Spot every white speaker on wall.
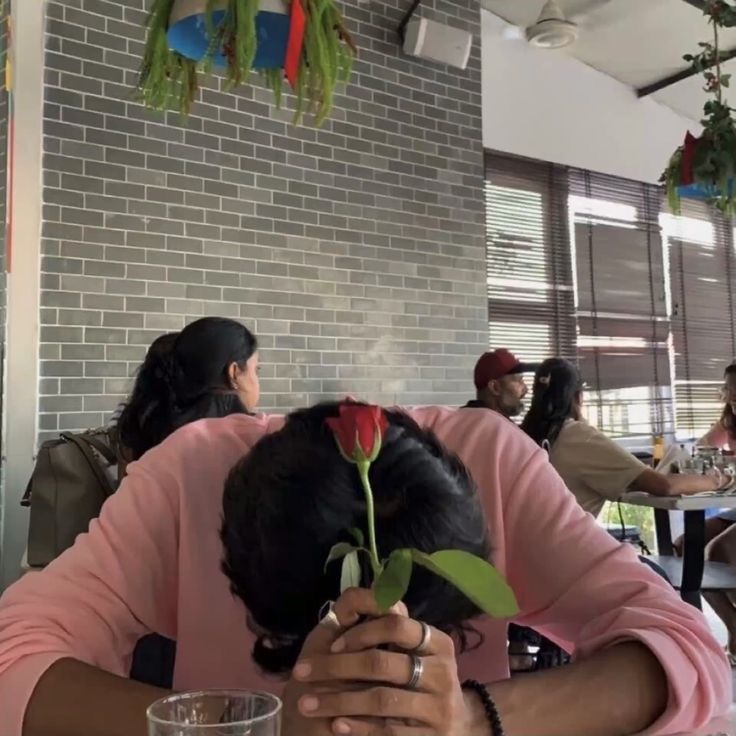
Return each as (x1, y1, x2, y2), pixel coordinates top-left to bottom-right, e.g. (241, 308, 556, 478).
(402, 17, 473, 70)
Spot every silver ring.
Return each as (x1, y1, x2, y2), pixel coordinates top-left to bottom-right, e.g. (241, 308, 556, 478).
(406, 654, 424, 690)
(411, 621, 431, 654)
(318, 601, 342, 631)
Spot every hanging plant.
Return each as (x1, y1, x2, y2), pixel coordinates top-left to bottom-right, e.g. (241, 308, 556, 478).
(662, 0, 736, 215)
(137, 0, 357, 125)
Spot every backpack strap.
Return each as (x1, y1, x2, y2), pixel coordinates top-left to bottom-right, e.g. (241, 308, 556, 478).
(81, 431, 118, 466)
(60, 432, 116, 499)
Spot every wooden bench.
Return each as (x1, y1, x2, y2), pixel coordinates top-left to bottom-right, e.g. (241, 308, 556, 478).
(647, 555, 736, 591)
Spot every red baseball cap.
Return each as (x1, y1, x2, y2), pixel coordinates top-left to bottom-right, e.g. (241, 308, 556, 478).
(473, 349, 539, 390)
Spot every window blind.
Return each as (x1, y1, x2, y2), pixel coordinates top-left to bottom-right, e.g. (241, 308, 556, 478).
(568, 170, 673, 439)
(665, 199, 736, 440)
(484, 151, 576, 364)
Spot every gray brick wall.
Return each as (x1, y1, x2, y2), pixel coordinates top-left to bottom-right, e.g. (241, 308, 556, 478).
(40, 0, 486, 440)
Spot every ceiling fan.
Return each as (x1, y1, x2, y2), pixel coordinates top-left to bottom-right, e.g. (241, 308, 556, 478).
(498, 0, 615, 49)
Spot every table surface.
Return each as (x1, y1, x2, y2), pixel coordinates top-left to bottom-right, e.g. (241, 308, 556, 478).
(621, 491, 736, 511)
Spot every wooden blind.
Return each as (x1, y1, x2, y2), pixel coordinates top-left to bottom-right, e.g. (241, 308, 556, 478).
(666, 199, 736, 439)
(484, 151, 576, 363)
(568, 169, 672, 438)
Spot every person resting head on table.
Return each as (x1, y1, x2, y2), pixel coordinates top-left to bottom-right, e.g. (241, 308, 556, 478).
(520, 358, 730, 519)
(0, 402, 730, 736)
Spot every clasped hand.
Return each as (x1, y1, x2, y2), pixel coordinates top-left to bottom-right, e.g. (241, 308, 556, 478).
(281, 588, 475, 736)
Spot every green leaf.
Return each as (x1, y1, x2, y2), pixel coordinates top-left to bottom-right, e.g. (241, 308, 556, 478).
(411, 550, 519, 619)
(373, 549, 413, 612)
(340, 550, 362, 593)
(324, 542, 359, 572)
(349, 527, 365, 547)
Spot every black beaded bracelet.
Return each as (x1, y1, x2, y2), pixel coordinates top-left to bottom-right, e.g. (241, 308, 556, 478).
(462, 679, 505, 736)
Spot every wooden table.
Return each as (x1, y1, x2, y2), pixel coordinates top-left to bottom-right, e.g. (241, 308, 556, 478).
(621, 492, 736, 609)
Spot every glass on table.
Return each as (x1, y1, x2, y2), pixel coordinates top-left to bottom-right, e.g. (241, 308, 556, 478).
(147, 690, 281, 736)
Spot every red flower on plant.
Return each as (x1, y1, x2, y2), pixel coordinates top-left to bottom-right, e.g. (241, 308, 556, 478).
(326, 404, 389, 464)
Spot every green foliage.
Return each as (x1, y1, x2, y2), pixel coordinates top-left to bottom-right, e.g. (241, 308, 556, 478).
(662, 0, 736, 215)
(602, 502, 656, 552)
(373, 549, 413, 611)
(137, 0, 356, 124)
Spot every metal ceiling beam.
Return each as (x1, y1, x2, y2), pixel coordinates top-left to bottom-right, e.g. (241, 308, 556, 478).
(637, 0, 733, 97)
(637, 46, 736, 97)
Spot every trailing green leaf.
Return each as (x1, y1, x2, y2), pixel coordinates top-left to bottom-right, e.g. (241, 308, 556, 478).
(411, 549, 519, 619)
(373, 548, 413, 612)
(137, 0, 355, 124)
(324, 542, 362, 571)
(349, 527, 365, 547)
(663, 0, 736, 213)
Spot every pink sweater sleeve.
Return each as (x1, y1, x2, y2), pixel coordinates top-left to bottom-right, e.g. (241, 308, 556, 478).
(502, 442, 731, 733)
(0, 415, 271, 735)
(0, 450, 183, 733)
(418, 406, 730, 735)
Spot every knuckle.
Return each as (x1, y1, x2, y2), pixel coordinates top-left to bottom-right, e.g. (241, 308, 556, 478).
(370, 686, 396, 712)
(385, 614, 406, 638)
(436, 629, 456, 653)
(366, 650, 392, 678)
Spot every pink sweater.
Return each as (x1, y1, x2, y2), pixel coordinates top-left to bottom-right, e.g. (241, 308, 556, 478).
(0, 407, 729, 735)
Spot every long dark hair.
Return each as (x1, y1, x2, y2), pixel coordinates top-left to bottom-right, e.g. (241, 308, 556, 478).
(520, 358, 583, 448)
(221, 402, 490, 674)
(117, 317, 257, 461)
(720, 362, 736, 442)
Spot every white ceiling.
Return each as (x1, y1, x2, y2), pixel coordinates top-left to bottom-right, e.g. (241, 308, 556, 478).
(479, 0, 736, 122)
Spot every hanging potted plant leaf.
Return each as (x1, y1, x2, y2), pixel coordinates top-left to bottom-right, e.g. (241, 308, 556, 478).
(662, 0, 736, 215)
(137, 0, 357, 125)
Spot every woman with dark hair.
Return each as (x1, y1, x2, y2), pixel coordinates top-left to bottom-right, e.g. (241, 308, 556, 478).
(521, 358, 727, 518)
(117, 316, 260, 464)
(671, 362, 736, 664)
(699, 362, 736, 451)
(0, 403, 729, 736)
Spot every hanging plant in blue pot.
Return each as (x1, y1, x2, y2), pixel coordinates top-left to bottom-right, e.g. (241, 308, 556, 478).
(137, 0, 356, 124)
(662, 1, 736, 215)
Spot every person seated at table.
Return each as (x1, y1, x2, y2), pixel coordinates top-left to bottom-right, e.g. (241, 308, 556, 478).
(521, 358, 729, 518)
(672, 362, 736, 663)
(113, 316, 260, 687)
(698, 361, 736, 451)
(116, 316, 261, 470)
(0, 402, 729, 736)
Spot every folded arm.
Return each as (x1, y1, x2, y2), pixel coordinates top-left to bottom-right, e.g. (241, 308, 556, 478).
(500, 450, 730, 734)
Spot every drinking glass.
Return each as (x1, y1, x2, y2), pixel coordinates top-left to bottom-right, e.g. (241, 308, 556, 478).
(147, 690, 281, 736)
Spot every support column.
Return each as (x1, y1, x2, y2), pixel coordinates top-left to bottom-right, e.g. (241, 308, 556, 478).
(1, 0, 43, 588)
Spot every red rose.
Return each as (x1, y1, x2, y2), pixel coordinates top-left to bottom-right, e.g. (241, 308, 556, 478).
(326, 404, 389, 464)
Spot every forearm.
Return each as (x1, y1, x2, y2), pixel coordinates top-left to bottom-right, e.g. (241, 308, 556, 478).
(664, 473, 719, 496)
(23, 658, 168, 736)
(632, 468, 718, 497)
(466, 642, 667, 736)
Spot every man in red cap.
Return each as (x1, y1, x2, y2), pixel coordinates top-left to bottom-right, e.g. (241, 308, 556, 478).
(465, 348, 542, 670)
(464, 348, 539, 419)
